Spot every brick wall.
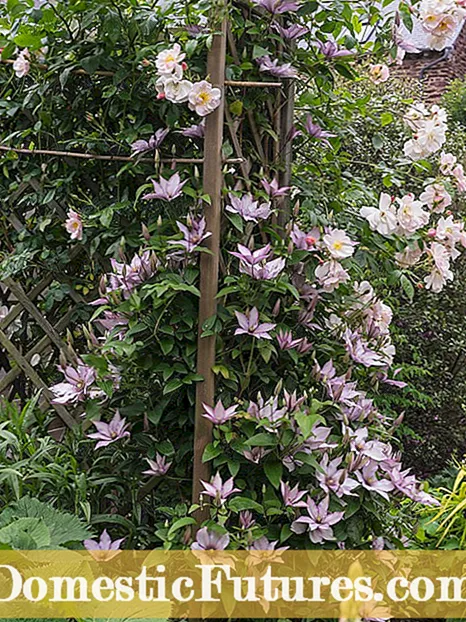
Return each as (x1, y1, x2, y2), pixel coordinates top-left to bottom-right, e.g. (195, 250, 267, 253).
(395, 24, 466, 101)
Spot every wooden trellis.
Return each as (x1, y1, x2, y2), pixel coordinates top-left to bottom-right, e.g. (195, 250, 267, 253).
(0, 179, 85, 431)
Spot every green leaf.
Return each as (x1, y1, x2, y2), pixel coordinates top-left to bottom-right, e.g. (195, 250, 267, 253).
(380, 111, 394, 127)
(400, 274, 414, 301)
(228, 497, 264, 514)
(372, 133, 384, 150)
(167, 517, 196, 538)
(163, 379, 183, 395)
(202, 443, 223, 462)
(264, 460, 283, 489)
(0, 498, 90, 548)
(245, 433, 278, 447)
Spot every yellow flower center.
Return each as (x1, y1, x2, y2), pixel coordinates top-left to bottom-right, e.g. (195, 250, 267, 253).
(332, 241, 343, 251)
(198, 91, 211, 104)
(165, 54, 175, 63)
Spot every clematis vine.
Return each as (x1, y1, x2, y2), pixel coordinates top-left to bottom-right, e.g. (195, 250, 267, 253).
(274, 24, 309, 39)
(261, 178, 290, 198)
(316, 40, 352, 58)
(280, 481, 307, 508)
(87, 411, 130, 449)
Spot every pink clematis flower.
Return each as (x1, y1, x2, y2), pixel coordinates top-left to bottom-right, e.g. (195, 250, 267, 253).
(226, 193, 272, 223)
(192, 527, 230, 550)
(261, 178, 290, 198)
(181, 121, 205, 139)
(84, 529, 125, 552)
(87, 410, 130, 449)
(291, 225, 321, 250)
(65, 210, 83, 241)
(143, 173, 186, 202)
(202, 400, 238, 425)
(168, 215, 211, 253)
(143, 452, 172, 476)
(304, 116, 336, 146)
(96, 311, 129, 339)
(253, 0, 300, 13)
(356, 462, 394, 500)
(235, 307, 276, 340)
(239, 511, 255, 529)
(291, 496, 344, 543)
(131, 128, 169, 155)
(200, 472, 240, 505)
(280, 481, 308, 507)
(230, 244, 285, 280)
(243, 447, 271, 463)
(316, 40, 352, 58)
(315, 260, 349, 292)
(276, 329, 303, 350)
(274, 23, 309, 39)
(316, 454, 359, 498)
(257, 56, 298, 78)
(51, 363, 97, 404)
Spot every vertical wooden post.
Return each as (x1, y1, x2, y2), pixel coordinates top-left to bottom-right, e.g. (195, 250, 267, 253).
(192, 18, 227, 522)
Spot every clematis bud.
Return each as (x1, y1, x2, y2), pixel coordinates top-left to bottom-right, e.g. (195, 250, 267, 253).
(181, 61, 188, 71)
(142, 223, 151, 241)
(99, 275, 107, 296)
(141, 58, 151, 67)
(293, 201, 300, 217)
(157, 93, 166, 100)
(272, 299, 281, 317)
